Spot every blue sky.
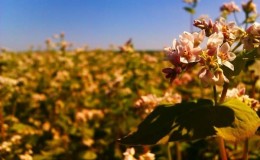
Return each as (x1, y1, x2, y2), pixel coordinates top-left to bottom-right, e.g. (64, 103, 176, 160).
(0, 0, 259, 51)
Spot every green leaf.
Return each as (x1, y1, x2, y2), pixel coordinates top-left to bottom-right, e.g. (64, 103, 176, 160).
(119, 98, 260, 145)
(118, 99, 235, 145)
(183, 7, 195, 14)
(215, 99, 260, 142)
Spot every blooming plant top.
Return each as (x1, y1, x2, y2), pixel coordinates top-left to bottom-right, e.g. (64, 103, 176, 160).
(163, 17, 260, 86)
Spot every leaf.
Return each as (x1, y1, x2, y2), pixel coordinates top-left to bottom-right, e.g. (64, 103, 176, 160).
(183, 7, 195, 14)
(119, 98, 260, 145)
(215, 99, 260, 142)
(118, 99, 235, 145)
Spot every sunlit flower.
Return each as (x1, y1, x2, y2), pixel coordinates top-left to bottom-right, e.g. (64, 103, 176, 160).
(212, 68, 229, 86)
(213, 18, 244, 45)
(207, 32, 224, 55)
(217, 42, 236, 70)
(178, 31, 204, 63)
(225, 85, 260, 111)
(139, 151, 155, 160)
(220, 1, 240, 13)
(242, 22, 260, 50)
(198, 67, 215, 85)
(123, 148, 137, 160)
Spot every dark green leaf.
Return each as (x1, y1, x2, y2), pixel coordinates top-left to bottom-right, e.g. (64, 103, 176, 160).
(118, 99, 235, 145)
(119, 98, 260, 145)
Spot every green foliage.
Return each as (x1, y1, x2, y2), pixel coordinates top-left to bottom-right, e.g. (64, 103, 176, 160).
(119, 98, 260, 145)
(215, 98, 260, 142)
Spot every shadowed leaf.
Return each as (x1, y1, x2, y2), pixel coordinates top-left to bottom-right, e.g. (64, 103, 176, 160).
(118, 99, 234, 145)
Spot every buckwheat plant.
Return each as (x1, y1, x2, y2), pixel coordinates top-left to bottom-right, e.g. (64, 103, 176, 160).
(120, 1, 260, 160)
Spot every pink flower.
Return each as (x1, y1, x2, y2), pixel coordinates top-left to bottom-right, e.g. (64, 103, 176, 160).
(212, 69, 229, 86)
(198, 67, 215, 85)
(242, 22, 260, 50)
(139, 151, 155, 160)
(213, 18, 244, 45)
(220, 1, 240, 13)
(207, 32, 224, 55)
(198, 68, 229, 86)
(164, 39, 181, 66)
(178, 31, 204, 63)
(217, 42, 236, 70)
(246, 22, 260, 35)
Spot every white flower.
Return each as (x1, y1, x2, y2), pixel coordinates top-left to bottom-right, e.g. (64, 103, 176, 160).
(123, 148, 137, 160)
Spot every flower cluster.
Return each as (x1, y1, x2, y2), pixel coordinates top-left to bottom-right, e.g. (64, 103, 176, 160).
(164, 16, 259, 86)
(123, 147, 155, 160)
(225, 85, 260, 111)
(134, 92, 182, 118)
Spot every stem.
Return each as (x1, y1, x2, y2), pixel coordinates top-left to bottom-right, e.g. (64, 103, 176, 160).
(242, 138, 249, 160)
(176, 142, 182, 160)
(217, 137, 228, 160)
(168, 142, 173, 160)
(219, 83, 229, 103)
(217, 82, 229, 160)
(213, 85, 218, 105)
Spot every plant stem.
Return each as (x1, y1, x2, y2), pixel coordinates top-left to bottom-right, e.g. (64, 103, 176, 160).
(217, 137, 228, 160)
(213, 85, 218, 105)
(217, 82, 229, 160)
(176, 142, 182, 160)
(242, 138, 249, 160)
(219, 83, 229, 103)
(168, 142, 173, 160)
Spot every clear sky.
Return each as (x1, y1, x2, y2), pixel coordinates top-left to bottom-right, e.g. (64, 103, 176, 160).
(0, 0, 259, 51)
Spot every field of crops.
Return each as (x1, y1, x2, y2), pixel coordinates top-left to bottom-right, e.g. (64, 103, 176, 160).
(0, 46, 259, 159)
(1, 0, 260, 159)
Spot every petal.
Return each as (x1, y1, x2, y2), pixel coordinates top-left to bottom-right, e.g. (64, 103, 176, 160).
(220, 42, 230, 53)
(198, 68, 207, 78)
(223, 61, 234, 71)
(228, 52, 236, 61)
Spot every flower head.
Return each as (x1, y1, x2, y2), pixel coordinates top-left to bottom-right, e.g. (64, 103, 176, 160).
(123, 148, 136, 160)
(220, 1, 240, 13)
(139, 151, 155, 160)
(217, 42, 236, 70)
(242, 22, 260, 50)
